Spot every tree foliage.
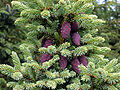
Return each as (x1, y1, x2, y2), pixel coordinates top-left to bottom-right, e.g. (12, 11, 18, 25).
(0, 0, 120, 90)
(93, 0, 120, 59)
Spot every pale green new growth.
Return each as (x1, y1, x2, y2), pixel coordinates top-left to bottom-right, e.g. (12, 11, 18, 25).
(11, 51, 21, 71)
(73, 46, 88, 56)
(11, 1, 28, 11)
(0, 64, 15, 76)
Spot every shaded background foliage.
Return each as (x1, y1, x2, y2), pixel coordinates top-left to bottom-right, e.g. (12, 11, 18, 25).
(92, 0, 120, 60)
(0, 0, 26, 65)
(0, 1, 26, 89)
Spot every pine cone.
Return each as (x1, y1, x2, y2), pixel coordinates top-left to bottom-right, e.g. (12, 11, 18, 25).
(71, 22, 79, 32)
(72, 32, 81, 46)
(41, 37, 46, 47)
(41, 54, 53, 65)
(44, 39, 53, 48)
(71, 58, 81, 74)
(61, 21, 71, 39)
(59, 55, 67, 70)
(81, 12, 84, 14)
(78, 55, 88, 67)
(41, 38, 53, 48)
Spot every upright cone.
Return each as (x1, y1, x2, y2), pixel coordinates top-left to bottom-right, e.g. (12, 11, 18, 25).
(72, 32, 81, 46)
(41, 38, 53, 48)
(59, 55, 67, 70)
(71, 58, 81, 74)
(78, 55, 88, 67)
(71, 22, 79, 32)
(61, 21, 71, 39)
(41, 54, 53, 65)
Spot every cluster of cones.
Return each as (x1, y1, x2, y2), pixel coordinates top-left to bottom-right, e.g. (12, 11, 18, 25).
(40, 21, 88, 74)
(61, 21, 81, 46)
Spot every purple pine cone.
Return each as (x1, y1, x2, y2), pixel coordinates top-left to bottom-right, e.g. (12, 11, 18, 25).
(81, 12, 84, 14)
(71, 22, 79, 32)
(41, 37, 46, 47)
(78, 55, 88, 67)
(72, 32, 81, 46)
(41, 38, 53, 48)
(59, 55, 67, 70)
(41, 54, 53, 65)
(71, 58, 81, 74)
(61, 21, 71, 39)
(44, 39, 53, 48)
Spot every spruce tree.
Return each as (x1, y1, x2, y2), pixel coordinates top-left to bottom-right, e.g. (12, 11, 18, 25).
(0, 3, 25, 64)
(93, 0, 120, 59)
(0, 0, 120, 90)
